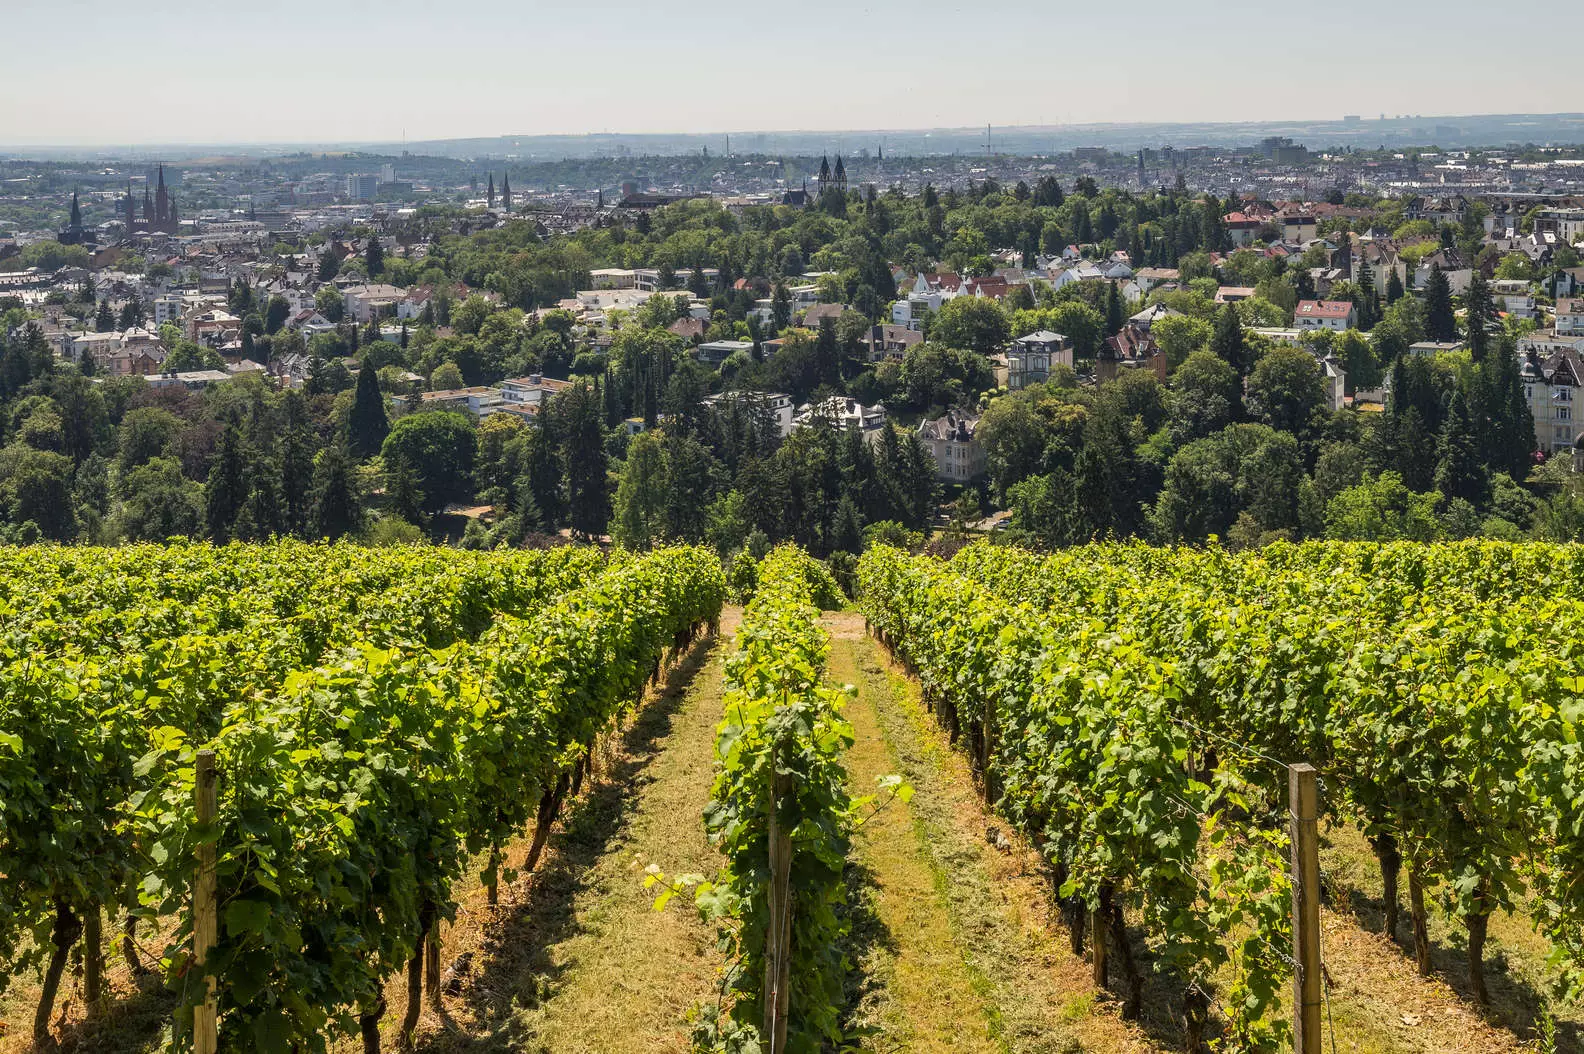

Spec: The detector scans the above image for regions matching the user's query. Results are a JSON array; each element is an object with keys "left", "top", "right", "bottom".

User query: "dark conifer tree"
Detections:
[
  {"left": 347, "top": 361, "right": 389, "bottom": 459},
  {"left": 1104, "top": 283, "right": 1124, "bottom": 337},
  {"left": 1423, "top": 265, "right": 1456, "bottom": 341},
  {"left": 1386, "top": 268, "right": 1404, "bottom": 304},
  {"left": 1464, "top": 270, "right": 1494, "bottom": 362},
  {"left": 1435, "top": 388, "right": 1486, "bottom": 504},
  {"left": 205, "top": 424, "right": 249, "bottom": 541},
  {"left": 309, "top": 444, "right": 361, "bottom": 540},
  {"left": 1210, "top": 303, "right": 1249, "bottom": 375}
]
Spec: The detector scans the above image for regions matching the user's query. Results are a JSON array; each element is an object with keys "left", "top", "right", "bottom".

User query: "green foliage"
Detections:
[
  {"left": 694, "top": 546, "right": 855, "bottom": 1050},
  {"left": 380, "top": 411, "right": 476, "bottom": 513},
  {"left": 0, "top": 542, "right": 721, "bottom": 1051}
]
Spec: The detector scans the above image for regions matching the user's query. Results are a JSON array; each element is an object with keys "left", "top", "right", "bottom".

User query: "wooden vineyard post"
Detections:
[
  {"left": 194, "top": 750, "right": 219, "bottom": 1054},
  {"left": 763, "top": 742, "right": 793, "bottom": 1054},
  {"left": 1090, "top": 908, "right": 1107, "bottom": 988},
  {"left": 1289, "top": 763, "right": 1321, "bottom": 1054},
  {"left": 980, "top": 696, "right": 996, "bottom": 801}
]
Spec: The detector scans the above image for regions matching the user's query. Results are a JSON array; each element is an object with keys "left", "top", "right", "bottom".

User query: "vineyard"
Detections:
[
  {"left": 0, "top": 541, "right": 724, "bottom": 1052},
  {"left": 858, "top": 539, "right": 1584, "bottom": 1048},
  {"left": 4, "top": 538, "right": 1584, "bottom": 1053}
]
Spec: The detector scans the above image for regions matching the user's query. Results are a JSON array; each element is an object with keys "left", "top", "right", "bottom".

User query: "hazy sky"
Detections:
[{"left": 7, "top": 0, "right": 1584, "bottom": 144}]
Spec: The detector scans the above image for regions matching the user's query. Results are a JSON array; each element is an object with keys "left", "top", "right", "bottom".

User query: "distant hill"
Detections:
[{"left": 5, "top": 113, "right": 1584, "bottom": 162}]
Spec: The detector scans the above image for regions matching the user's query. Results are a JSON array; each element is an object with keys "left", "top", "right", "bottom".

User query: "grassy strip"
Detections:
[{"left": 831, "top": 613, "right": 1159, "bottom": 1054}]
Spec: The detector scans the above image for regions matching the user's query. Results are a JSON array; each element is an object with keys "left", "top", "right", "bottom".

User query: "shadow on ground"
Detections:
[
  {"left": 417, "top": 633, "right": 719, "bottom": 1054},
  {"left": 1331, "top": 878, "right": 1582, "bottom": 1053}
]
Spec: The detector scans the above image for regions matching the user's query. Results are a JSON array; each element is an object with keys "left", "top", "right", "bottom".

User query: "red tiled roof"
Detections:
[{"left": 1296, "top": 300, "right": 1353, "bottom": 319}]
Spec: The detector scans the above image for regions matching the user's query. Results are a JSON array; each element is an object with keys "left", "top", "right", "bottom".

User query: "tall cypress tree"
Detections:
[
  {"left": 1104, "top": 282, "right": 1124, "bottom": 337},
  {"left": 1464, "top": 270, "right": 1494, "bottom": 362},
  {"left": 1386, "top": 268, "right": 1404, "bottom": 304},
  {"left": 347, "top": 361, "right": 389, "bottom": 458},
  {"left": 556, "top": 382, "right": 610, "bottom": 540},
  {"left": 365, "top": 234, "right": 384, "bottom": 278},
  {"left": 278, "top": 392, "right": 315, "bottom": 536},
  {"left": 1210, "top": 303, "right": 1248, "bottom": 375},
  {"left": 1394, "top": 406, "right": 1436, "bottom": 492},
  {"left": 1435, "top": 388, "right": 1486, "bottom": 505},
  {"left": 815, "top": 317, "right": 841, "bottom": 386},
  {"left": 1423, "top": 265, "right": 1456, "bottom": 341}
]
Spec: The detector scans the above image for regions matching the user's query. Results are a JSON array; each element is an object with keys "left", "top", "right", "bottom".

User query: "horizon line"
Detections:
[{"left": 5, "top": 110, "right": 1584, "bottom": 153}]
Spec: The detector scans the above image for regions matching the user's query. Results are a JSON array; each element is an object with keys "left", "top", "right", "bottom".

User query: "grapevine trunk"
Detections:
[{"left": 33, "top": 899, "right": 82, "bottom": 1048}]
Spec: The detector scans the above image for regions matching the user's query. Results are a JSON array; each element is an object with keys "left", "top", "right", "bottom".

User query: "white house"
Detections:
[
  {"left": 1320, "top": 352, "right": 1346, "bottom": 412},
  {"left": 342, "top": 283, "right": 404, "bottom": 323},
  {"left": 498, "top": 373, "right": 573, "bottom": 409},
  {"left": 1294, "top": 300, "right": 1356, "bottom": 331},
  {"left": 1414, "top": 251, "right": 1472, "bottom": 295},
  {"left": 704, "top": 390, "right": 796, "bottom": 438},
  {"left": 1134, "top": 267, "right": 1180, "bottom": 294},
  {"left": 794, "top": 396, "right": 887, "bottom": 434},
  {"left": 1557, "top": 298, "right": 1584, "bottom": 336},
  {"left": 916, "top": 410, "right": 986, "bottom": 483}
]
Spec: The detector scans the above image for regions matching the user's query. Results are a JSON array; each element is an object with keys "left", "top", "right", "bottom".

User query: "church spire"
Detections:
[
  {"left": 501, "top": 172, "right": 511, "bottom": 213},
  {"left": 486, "top": 172, "right": 495, "bottom": 209},
  {"left": 155, "top": 163, "right": 170, "bottom": 228},
  {"left": 69, "top": 190, "right": 81, "bottom": 228}
]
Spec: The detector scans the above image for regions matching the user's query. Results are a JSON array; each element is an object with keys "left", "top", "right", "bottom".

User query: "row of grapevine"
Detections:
[
  {"left": 695, "top": 546, "right": 853, "bottom": 1052},
  {"left": 862, "top": 539, "right": 1584, "bottom": 1046},
  {"left": 950, "top": 541, "right": 1584, "bottom": 1005},
  {"left": 0, "top": 542, "right": 723, "bottom": 1052},
  {"left": 858, "top": 545, "right": 1290, "bottom": 1048}
]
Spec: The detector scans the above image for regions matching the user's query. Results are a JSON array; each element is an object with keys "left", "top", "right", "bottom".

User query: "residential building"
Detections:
[
  {"left": 1008, "top": 330, "right": 1072, "bottom": 390},
  {"left": 1404, "top": 195, "right": 1468, "bottom": 226},
  {"left": 1134, "top": 266, "right": 1180, "bottom": 294},
  {"left": 1523, "top": 349, "right": 1584, "bottom": 453},
  {"left": 794, "top": 396, "right": 886, "bottom": 434},
  {"left": 342, "top": 283, "right": 404, "bottom": 323},
  {"left": 1294, "top": 300, "right": 1356, "bottom": 331},
  {"left": 1533, "top": 208, "right": 1584, "bottom": 245},
  {"left": 287, "top": 309, "right": 335, "bottom": 337},
  {"left": 864, "top": 324, "right": 922, "bottom": 361},
  {"left": 696, "top": 339, "right": 754, "bottom": 365},
  {"left": 704, "top": 390, "right": 796, "bottom": 438},
  {"left": 1100, "top": 324, "right": 1166, "bottom": 383},
  {"left": 1224, "top": 212, "right": 1264, "bottom": 248},
  {"left": 1558, "top": 298, "right": 1584, "bottom": 336},
  {"left": 498, "top": 374, "right": 572, "bottom": 409},
  {"left": 1414, "top": 250, "right": 1472, "bottom": 294},
  {"left": 411, "top": 386, "right": 503, "bottom": 416},
  {"left": 1320, "top": 353, "right": 1346, "bottom": 412},
  {"left": 916, "top": 410, "right": 986, "bottom": 483},
  {"left": 1408, "top": 341, "right": 1465, "bottom": 357}
]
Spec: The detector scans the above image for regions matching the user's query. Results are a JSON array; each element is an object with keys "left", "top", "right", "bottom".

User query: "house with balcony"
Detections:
[{"left": 1008, "top": 330, "right": 1072, "bottom": 389}]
